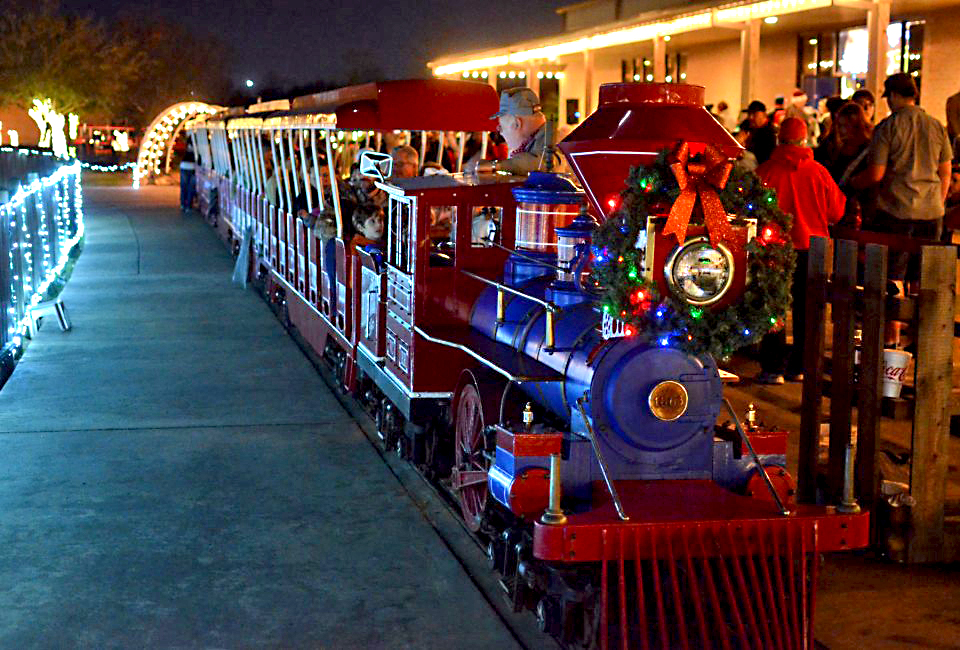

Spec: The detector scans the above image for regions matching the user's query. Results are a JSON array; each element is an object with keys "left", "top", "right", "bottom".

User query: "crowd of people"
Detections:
[{"left": 726, "top": 72, "right": 957, "bottom": 384}]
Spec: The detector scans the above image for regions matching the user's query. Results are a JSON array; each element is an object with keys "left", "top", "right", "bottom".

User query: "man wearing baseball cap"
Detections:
[
  {"left": 741, "top": 100, "right": 777, "bottom": 165},
  {"left": 468, "top": 87, "right": 548, "bottom": 175}
]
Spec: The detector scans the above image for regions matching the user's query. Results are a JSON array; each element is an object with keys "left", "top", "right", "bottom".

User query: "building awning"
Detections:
[{"left": 427, "top": 0, "right": 949, "bottom": 76}]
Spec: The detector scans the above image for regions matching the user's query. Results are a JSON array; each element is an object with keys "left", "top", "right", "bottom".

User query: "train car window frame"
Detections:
[
  {"left": 259, "top": 133, "right": 275, "bottom": 208},
  {"left": 223, "top": 129, "right": 234, "bottom": 179},
  {"left": 227, "top": 129, "right": 238, "bottom": 180},
  {"left": 323, "top": 128, "right": 343, "bottom": 237},
  {"left": 211, "top": 129, "right": 221, "bottom": 174},
  {"left": 210, "top": 129, "right": 222, "bottom": 175},
  {"left": 212, "top": 129, "right": 222, "bottom": 174},
  {"left": 231, "top": 130, "right": 245, "bottom": 188},
  {"left": 241, "top": 130, "right": 253, "bottom": 192},
  {"left": 234, "top": 129, "right": 247, "bottom": 190},
  {"left": 387, "top": 194, "right": 415, "bottom": 274},
  {"left": 245, "top": 129, "right": 261, "bottom": 194},
  {"left": 253, "top": 130, "right": 267, "bottom": 195},
  {"left": 428, "top": 205, "right": 457, "bottom": 268},
  {"left": 309, "top": 130, "right": 326, "bottom": 212},
  {"left": 298, "top": 129, "right": 313, "bottom": 213},
  {"left": 234, "top": 129, "right": 249, "bottom": 190},
  {"left": 285, "top": 129, "right": 301, "bottom": 201},
  {"left": 268, "top": 129, "right": 288, "bottom": 214},
  {"left": 470, "top": 206, "right": 502, "bottom": 248},
  {"left": 276, "top": 130, "right": 295, "bottom": 212}
]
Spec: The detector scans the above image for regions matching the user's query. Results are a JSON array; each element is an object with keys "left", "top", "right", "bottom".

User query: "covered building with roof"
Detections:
[{"left": 428, "top": 0, "right": 959, "bottom": 131}]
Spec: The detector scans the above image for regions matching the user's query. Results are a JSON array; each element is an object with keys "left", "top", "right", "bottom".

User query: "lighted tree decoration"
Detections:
[{"left": 592, "top": 145, "right": 796, "bottom": 359}]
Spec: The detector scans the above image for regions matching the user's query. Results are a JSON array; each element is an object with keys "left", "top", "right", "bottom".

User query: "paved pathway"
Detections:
[{"left": 0, "top": 185, "right": 519, "bottom": 649}]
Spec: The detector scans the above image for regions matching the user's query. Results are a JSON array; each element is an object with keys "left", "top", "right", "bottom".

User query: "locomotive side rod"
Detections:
[
  {"left": 575, "top": 396, "right": 629, "bottom": 521},
  {"left": 723, "top": 398, "right": 791, "bottom": 516}
]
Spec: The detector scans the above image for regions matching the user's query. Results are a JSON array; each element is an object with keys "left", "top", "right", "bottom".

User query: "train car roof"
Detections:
[
  {"left": 375, "top": 172, "right": 524, "bottom": 195},
  {"left": 277, "top": 79, "right": 499, "bottom": 132}
]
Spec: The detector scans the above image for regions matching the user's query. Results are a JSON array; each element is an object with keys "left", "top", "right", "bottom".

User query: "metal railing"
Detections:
[{"left": 0, "top": 147, "right": 84, "bottom": 355}]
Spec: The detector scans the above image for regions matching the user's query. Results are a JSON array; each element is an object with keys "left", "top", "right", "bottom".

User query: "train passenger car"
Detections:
[{"left": 185, "top": 79, "right": 870, "bottom": 650}]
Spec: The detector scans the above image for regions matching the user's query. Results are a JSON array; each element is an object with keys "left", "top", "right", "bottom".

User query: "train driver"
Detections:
[{"left": 466, "top": 87, "right": 547, "bottom": 176}]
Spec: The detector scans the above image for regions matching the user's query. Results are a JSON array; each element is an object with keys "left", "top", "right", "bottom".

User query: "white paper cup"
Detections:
[{"left": 882, "top": 349, "right": 912, "bottom": 399}]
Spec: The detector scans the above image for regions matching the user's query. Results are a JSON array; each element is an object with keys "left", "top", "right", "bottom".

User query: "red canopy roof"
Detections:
[
  {"left": 558, "top": 83, "right": 742, "bottom": 218},
  {"left": 292, "top": 79, "right": 499, "bottom": 132}
]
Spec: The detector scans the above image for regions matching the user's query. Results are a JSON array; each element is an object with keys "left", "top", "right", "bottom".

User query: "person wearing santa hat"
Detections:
[
  {"left": 785, "top": 89, "right": 820, "bottom": 145},
  {"left": 754, "top": 117, "right": 846, "bottom": 384}
]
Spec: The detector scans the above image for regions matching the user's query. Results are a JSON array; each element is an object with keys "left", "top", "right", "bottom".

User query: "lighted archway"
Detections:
[{"left": 133, "top": 101, "right": 221, "bottom": 188}]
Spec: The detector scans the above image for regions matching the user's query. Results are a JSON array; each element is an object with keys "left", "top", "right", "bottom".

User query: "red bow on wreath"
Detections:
[{"left": 663, "top": 141, "right": 738, "bottom": 252}]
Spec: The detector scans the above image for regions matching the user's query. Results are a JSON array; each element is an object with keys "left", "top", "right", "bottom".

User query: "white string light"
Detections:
[
  {"left": 1, "top": 159, "right": 83, "bottom": 356},
  {"left": 133, "top": 102, "right": 219, "bottom": 189},
  {"left": 80, "top": 161, "right": 137, "bottom": 172}
]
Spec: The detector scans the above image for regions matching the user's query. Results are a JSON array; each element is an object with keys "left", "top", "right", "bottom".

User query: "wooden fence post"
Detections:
[
  {"left": 828, "top": 240, "right": 858, "bottom": 500},
  {"left": 799, "top": 236, "right": 832, "bottom": 503},
  {"left": 908, "top": 245, "right": 956, "bottom": 562},
  {"left": 856, "top": 243, "right": 887, "bottom": 518}
]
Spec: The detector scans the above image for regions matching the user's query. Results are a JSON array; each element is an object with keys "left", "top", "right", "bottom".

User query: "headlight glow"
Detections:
[{"left": 664, "top": 237, "right": 734, "bottom": 306}]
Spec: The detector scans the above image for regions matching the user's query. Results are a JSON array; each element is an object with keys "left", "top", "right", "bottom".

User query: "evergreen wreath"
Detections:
[{"left": 592, "top": 147, "right": 796, "bottom": 359}]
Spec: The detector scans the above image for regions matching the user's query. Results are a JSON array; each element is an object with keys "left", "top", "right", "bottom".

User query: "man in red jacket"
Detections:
[{"left": 755, "top": 117, "right": 846, "bottom": 384}]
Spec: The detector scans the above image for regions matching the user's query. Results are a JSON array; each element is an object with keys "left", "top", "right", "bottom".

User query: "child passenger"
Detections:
[{"left": 348, "top": 203, "right": 384, "bottom": 256}]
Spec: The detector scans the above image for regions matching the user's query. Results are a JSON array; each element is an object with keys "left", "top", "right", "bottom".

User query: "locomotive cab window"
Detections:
[
  {"left": 388, "top": 194, "right": 414, "bottom": 273},
  {"left": 471, "top": 206, "right": 501, "bottom": 247},
  {"left": 428, "top": 206, "right": 457, "bottom": 267}
]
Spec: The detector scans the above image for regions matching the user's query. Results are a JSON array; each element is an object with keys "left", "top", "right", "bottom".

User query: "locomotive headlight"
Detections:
[{"left": 665, "top": 237, "right": 734, "bottom": 306}]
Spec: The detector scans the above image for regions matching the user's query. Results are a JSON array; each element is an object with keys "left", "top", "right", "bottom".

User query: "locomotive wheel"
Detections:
[{"left": 453, "top": 381, "right": 490, "bottom": 532}]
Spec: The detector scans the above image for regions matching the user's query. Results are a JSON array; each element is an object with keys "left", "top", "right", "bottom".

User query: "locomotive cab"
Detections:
[{"left": 364, "top": 172, "right": 526, "bottom": 400}]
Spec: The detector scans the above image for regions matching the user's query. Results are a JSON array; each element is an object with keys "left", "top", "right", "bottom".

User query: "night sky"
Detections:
[{"left": 63, "top": 0, "right": 566, "bottom": 88}]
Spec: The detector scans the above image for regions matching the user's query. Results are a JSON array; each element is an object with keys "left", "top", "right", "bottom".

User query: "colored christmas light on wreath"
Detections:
[{"left": 592, "top": 143, "right": 796, "bottom": 359}]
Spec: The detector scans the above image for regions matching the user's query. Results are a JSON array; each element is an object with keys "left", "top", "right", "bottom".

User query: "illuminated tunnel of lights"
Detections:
[{"left": 133, "top": 102, "right": 220, "bottom": 188}]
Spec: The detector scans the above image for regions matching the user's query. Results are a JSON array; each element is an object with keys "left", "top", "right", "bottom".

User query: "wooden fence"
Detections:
[{"left": 798, "top": 232, "right": 957, "bottom": 563}]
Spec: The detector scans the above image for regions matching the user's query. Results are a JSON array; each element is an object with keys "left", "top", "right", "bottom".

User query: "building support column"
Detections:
[
  {"left": 524, "top": 65, "right": 536, "bottom": 89},
  {"left": 584, "top": 49, "right": 594, "bottom": 116},
  {"left": 867, "top": 0, "right": 891, "bottom": 116},
  {"left": 740, "top": 19, "right": 761, "bottom": 110},
  {"left": 653, "top": 36, "right": 667, "bottom": 82}
]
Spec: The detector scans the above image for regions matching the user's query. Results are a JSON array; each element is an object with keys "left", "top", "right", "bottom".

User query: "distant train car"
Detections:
[{"left": 186, "top": 79, "right": 869, "bottom": 649}]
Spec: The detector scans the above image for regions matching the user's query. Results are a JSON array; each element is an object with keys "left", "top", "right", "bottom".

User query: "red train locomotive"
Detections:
[{"left": 185, "top": 79, "right": 869, "bottom": 649}]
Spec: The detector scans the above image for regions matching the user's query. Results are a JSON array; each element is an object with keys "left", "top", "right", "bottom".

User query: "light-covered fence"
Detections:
[{"left": 0, "top": 147, "right": 83, "bottom": 356}]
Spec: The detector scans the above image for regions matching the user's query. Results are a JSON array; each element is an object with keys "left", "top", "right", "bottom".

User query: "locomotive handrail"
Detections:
[
  {"left": 414, "top": 325, "right": 564, "bottom": 384},
  {"left": 574, "top": 396, "right": 629, "bottom": 521},
  {"left": 460, "top": 270, "right": 560, "bottom": 313},
  {"left": 722, "top": 398, "right": 791, "bottom": 516},
  {"left": 460, "top": 269, "right": 560, "bottom": 348},
  {"left": 486, "top": 241, "right": 566, "bottom": 274}
]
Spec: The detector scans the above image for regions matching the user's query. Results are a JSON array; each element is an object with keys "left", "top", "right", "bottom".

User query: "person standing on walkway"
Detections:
[
  {"left": 830, "top": 102, "right": 875, "bottom": 227},
  {"left": 852, "top": 88, "right": 876, "bottom": 124},
  {"left": 865, "top": 74, "right": 952, "bottom": 275},
  {"left": 754, "top": 117, "right": 846, "bottom": 384},
  {"left": 179, "top": 140, "right": 197, "bottom": 213},
  {"left": 743, "top": 100, "right": 777, "bottom": 165},
  {"left": 865, "top": 72, "right": 952, "bottom": 346}
]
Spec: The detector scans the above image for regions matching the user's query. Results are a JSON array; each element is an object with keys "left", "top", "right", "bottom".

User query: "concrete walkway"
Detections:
[{"left": 0, "top": 185, "right": 519, "bottom": 649}]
